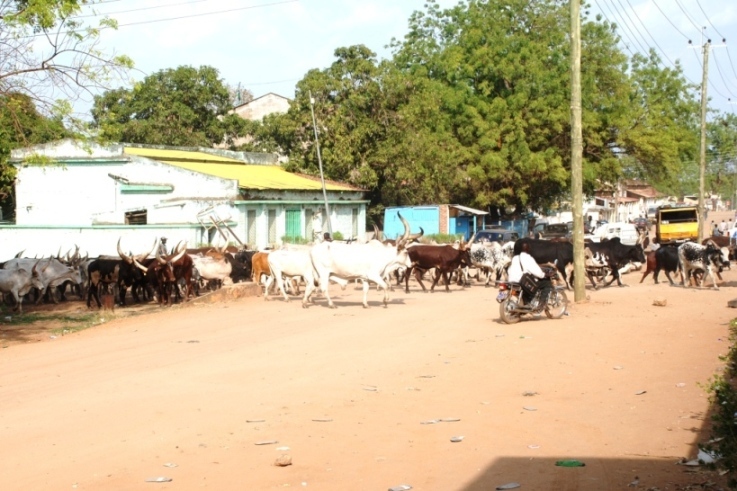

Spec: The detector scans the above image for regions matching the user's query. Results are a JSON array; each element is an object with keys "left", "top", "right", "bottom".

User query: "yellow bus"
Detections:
[{"left": 655, "top": 205, "right": 699, "bottom": 244}]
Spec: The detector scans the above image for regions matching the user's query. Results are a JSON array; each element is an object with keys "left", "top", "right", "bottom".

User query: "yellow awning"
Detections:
[{"left": 124, "top": 147, "right": 356, "bottom": 191}]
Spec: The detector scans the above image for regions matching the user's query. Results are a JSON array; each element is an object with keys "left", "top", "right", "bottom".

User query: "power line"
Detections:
[
  {"left": 651, "top": 0, "right": 691, "bottom": 41},
  {"left": 74, "top": 0, "right": 209, "bottom": 19},
  {"left": 674, "top": 0, "right": 704, "bottom": 34},
  {"left": 116, "top": 0, "right": 298, "bottom": 28},
  {"left": 621, "top": 0, "right": 677, "bottom": 66},
  {"left": 23, "top": 0, "right": 298, "bottom": 38},
  {"left": 694, "top": 0, "right": 726, "bottom": 42}
]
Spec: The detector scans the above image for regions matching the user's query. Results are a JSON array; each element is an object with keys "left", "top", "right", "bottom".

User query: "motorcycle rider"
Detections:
[{"left": 508, "top": 242, "right": 552, "bottom": 311}]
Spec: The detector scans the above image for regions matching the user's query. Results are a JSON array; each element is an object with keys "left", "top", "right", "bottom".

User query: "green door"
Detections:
[{"left": 285, "top": 209, "right": 302, "bottom": 240}]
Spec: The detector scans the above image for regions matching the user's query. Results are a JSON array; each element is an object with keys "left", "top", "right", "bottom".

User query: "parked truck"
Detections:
[{"left": 655, "top": 205, "right": 699, "bottom": 244}]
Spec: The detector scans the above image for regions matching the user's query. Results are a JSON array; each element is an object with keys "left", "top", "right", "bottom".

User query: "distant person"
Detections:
[
  {"left": 323, "top": 232, "right": 333, "bottom": 242},
  {"left": 159, "top": 237, "right": 169, "bottom": 255},
  {"left": 713, "top": 222, "right": 720, "bottom": 237},
  {"left": 719, "top": 219, "right": 727, "bottom": 234}
]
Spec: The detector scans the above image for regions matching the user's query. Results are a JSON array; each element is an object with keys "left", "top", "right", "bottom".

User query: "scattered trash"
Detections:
[
  {"left": 495, "top": 334, "right": 505, "bottom": 337},
  {"left": 419, "top": 375, "right": 435, "bottom": 378},
  {"left": 523, "top": 406, "right": 537, "bottom": 411},
  {"left": 363, "top": 387, "right": 378, "bottom": 392},
  {"left": 635, "top": 390, "right": 647, "bottom": 395},
  {"left": 274, "top": 454, "right": 292, "bottom": 467},
  {"left": 420, "top": 420, "right": 439, "bottom": 425},
  {"left": 388, "top": 485, "right": 412, "bottom": 491},
  {"left": 255, "top": 440, "right": 278, "bottom": 445},
  {"left": 676, "top": 383, "right": 686, "bottom": 388},
  {"left": 698, "top": 448, "right": 720, "bottom": 463},
  {"left": 162, "top": 463, "right": 178, "bottom": 468},
  {"left": 246, "top": 419, "right": 265, "bottom": 423},
  {"left": 628, "top": 476, "right": 639, "bottom": 487},
  {"left": 613, "top": 365, "right": 624, "bottom": 370},
  {"left": 652, "top": 298, "right": 667, "bottom": 307},
  {"left": 496, "top": 483, "right": 521, "bottom": 490},
  {"left": 186, "top": 340, "right": 200, "bottom": 343},
  {"left": 440, "top": 418, "right": 461, "bottom": 422},
  {"left": 312, "top": 418, "right": 333, "bottom": 422},
  {"left": 528, "top": 444, "right": 540, "bottom": 449},
  {"left": 145, "top": 477, "right": 173, "bottom": 483},
  {"left": 555, "top": 459, "right": 585, "bottom": 467},
  {"left": 522, "top": 391, "right": 538, "bottom": 397},
  {"left": 450, "top": 436, "right": 464, "bottom": 442}
]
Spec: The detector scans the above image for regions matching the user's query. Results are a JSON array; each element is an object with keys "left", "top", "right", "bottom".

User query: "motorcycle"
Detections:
[{"left": 496, "top": 266, "right": 568, "bottom": 324}]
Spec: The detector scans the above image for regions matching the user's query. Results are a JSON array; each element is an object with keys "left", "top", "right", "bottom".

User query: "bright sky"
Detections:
[{"left": 76, "top": 0, "right": 737, "bottom": 118}]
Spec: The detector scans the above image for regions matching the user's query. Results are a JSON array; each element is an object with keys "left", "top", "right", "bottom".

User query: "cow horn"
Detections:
[
  {"left": 372, "top": 223, "right": 380, "bottom": 240},
  {"left": 137, "top": 238, "right": 158, "bottom": 262},
  {"left": 396, "top": 212, "right": 411, "bottom": 248},
  {"left": 32, "top": 259, "right": 40, "bottom": 275},
  {"left": 156, "top": 248, "right": 167, "bottom": 265},
  {"left": 56, "top": 246, "right": 62, "bottom": 259},
  {"left": 118, "top": 238, "right": 133, "bottom": 264},
  {"left": 14, "top": 249, "right": 24, "bottom": 258},
  {"left": 167, "top": 246, "right": 187, "bottom": 264},
  {"left": 408, "top": 226, "right": 424, "bottom": 242},
  {"left": 221, "top": 241, "right": 228, "bottom": 254},
  {"left": 132, "top": 257, "right": 148, "bottom": 273},
  {"left": 65, "top": 249, "right": 72, "bottom": 262}
]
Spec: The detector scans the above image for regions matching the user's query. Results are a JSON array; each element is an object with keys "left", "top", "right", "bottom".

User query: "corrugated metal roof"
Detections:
[{"left": 124, "top": 146, "right": 356, "bottom": 191}]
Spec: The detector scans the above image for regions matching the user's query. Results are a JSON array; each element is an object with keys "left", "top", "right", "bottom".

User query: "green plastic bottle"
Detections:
[{"left": 555, "top": 459, "right": 586, "bottom": 467}]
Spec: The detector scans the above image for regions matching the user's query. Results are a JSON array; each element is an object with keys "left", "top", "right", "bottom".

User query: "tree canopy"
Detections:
[
  {"left": 0, "top": 0, "right": 131, "bottom": 218},
  {"left": 248, "top": 0, "right": 704, "bottom": 222},
  {"left": 91, "top": 65, "right": 235, "bottom": 147}
]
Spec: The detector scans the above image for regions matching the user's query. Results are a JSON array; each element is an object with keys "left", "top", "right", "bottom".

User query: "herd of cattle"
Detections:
[{"left": 0, "top": 214, "right": 732, "bottom": 314}]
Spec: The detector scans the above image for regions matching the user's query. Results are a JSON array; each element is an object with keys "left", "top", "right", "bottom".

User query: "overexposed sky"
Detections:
[{"left": 73, "top": 0, "right": 737, "bottom": 117}]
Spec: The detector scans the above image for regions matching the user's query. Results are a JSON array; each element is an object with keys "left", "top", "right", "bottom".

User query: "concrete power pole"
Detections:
[
  {"left": 570, "top": 0, "right": 586, "bottom": 302},
  {"left": 698, "top": 41, "right": 710, "bottom": 241}
]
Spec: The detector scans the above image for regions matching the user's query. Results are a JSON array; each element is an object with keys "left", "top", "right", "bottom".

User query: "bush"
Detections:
[
  {"left": 332, "top": 231, "right": 344, "bottom": 241},
  {"left": 281, "top": 235, "right": 309, "bottom": 245},
  {"left": 421, "top": 233, "right": 465, "bottom": 244},
  {"left": 702, "top": 317, "right": 737, "bottom": 487}
]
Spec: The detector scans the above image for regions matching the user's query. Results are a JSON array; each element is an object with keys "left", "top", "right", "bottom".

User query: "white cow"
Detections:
[
  {"left": 309, "top": 213, "right": 413, "bottom": 309},
  {"left": 264, "top": 248, "right": 318, "bottom": 305}
]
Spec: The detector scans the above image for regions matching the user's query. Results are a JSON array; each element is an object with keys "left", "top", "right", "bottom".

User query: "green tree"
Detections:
[
  {"left": 0, "top": 93, "right": 69, "bottom": 219},
  {"left": 92, "top": 65, "right": 233, "bottom": 147},
  {"left": 0, "top": 0, "right": 131, "bottom": 217},
  {"left": 706, "top": 113, "right": 737, "bottom": 204}
]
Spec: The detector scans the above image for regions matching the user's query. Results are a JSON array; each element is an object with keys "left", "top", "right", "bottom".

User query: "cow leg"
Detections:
[
  {"left": 404, "top": 266, "right": 414, "bottom": 293},
  {"left": 640, "top": 269, "right": 650, "bottom": 283},
  {"left": 414, "top": 268, "right": 428, "bottom": 292}
]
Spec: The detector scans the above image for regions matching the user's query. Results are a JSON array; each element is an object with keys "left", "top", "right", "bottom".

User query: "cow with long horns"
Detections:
[{"left": 309, "top": 212, "right": 414, "bottom": 309}]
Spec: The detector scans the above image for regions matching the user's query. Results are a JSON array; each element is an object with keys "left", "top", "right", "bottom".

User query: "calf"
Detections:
[
  {"left": 250, "top": 252, "right": 271, "bottom": 295},
  {"left": 678, "top": 241, "right": 725, "bottom": 290},
  {"left": 404, "top": 244, "right": 472, "bottom": 293}
]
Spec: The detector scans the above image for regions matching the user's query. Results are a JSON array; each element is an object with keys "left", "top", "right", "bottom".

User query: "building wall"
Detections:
[
  {"left": 15, "top": 158, "right": 239, "bottom": 226},
  {"left": 233, "top": 93, "right": 290, "bottom": 121}
]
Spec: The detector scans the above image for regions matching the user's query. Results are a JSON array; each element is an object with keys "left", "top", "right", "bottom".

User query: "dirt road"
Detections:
[{"left": 0, "top": 265, "right": 734, "bottom": 490}]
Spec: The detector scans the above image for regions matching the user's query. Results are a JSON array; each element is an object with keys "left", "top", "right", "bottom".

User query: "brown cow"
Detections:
[{"left": 251, "top": 252, "right": 271, "bottom": 295}]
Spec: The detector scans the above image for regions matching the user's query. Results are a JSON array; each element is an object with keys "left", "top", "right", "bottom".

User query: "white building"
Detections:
[{"left": 1, "top": 140, "right": 366, "bottom": 259}]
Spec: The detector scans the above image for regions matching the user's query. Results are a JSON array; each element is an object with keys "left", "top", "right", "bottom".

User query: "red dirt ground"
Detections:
[{"left": 1, "top": 247, "right": 735, "bottom": 490}]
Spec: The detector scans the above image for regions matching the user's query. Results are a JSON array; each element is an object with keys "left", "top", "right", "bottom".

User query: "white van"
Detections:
[{"left": 587, "top": 222, "right": 640, "bottom": 246}]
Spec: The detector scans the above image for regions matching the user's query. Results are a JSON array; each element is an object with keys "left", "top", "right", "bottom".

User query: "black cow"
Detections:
[
  {"left": 513, "top": 238, "right": 574, "bottom": 288},
  {"left": 404, "top": 244, "right": 472, "bottom": 293},
  {"left": 640, "top": 245, "right": 680, "bottom": 285},
  {"left": 86, "top": 258, "right": 144, "bottom": 308},
  {"left": 228, "top": 250, "right": 255, "bottom": 283},
  {"left": 581, "top": 238, "right": 646, "bottom": 288}
]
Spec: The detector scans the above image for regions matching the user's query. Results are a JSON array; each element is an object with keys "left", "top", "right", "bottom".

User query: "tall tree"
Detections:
[
  {"left": 0, "top": 0, "right": 130, "bottom": 216},
  {"left": 92, "top": 65, "right": 233, "bottom": 147}
]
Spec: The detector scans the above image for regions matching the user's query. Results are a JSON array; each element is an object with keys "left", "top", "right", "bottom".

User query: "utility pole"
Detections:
[
  {"left": 570, "top": 0, "right": 586, "bottom": 302},
  {"left": 309, "top": 91, "right": 332, "bottom": 235},
  {"left": 698, "top": 40, "right": 709, "bottom": 241}
]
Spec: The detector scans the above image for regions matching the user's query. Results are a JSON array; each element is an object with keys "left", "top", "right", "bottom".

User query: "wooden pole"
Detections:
[
  {"left": 570, "top": 0, "right": 586, "bottom": 302},
  {"left": 698, "top": 42, "right": 710, "bottom": 241}
]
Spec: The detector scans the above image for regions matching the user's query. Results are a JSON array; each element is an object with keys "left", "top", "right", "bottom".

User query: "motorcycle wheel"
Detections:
[
  {"left": 545, "top": 290, "right": 568, "bottom": 319},
  {"left": 499, "top": 296, "right": 522, "bottom": 324}
]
